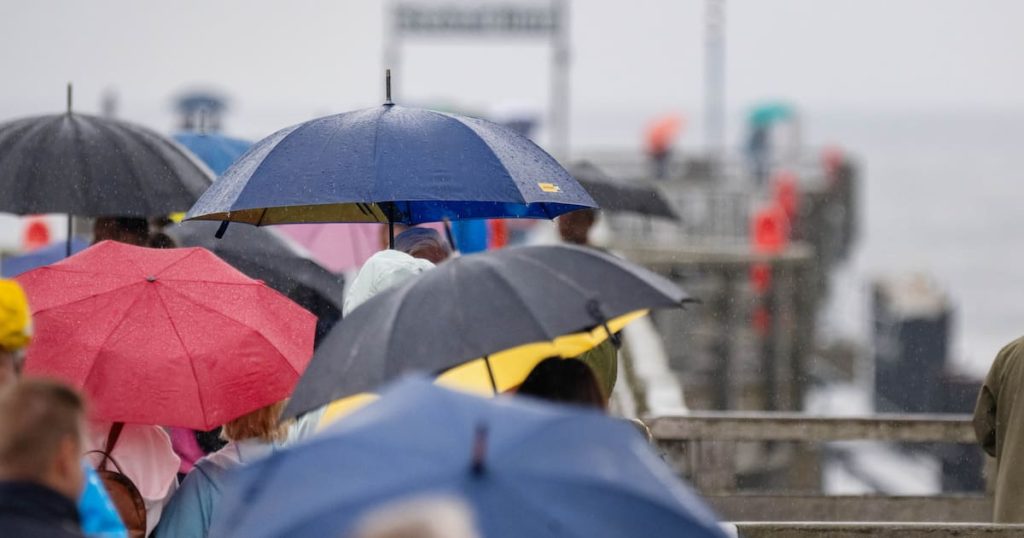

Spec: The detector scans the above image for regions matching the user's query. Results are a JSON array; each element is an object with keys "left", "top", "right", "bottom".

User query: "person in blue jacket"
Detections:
[{"left": 152, "top": 402, "right": 289, "bottom": 538}]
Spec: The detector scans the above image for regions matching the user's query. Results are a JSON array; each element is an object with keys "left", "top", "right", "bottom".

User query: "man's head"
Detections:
[
  {"left": 394, "top": 227, "right": 452, "bottom": 264},
  {"left": 557, "top": 209, "right": 597, "bottom": 246},
  {"left": 378, "top": 223, "right": 410, "bottom": 251},
  {"left": 93, "top": 217, "right": 150, "bottom": 246},
  {"left": 0, "top": 380, "right": 86, "bottom": 499}
]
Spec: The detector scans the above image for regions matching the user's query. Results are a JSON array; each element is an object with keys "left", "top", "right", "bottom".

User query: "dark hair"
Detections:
[
  {"left": 93, "top": 216, "right": 150, "bottom": 246},
  {"left": 0, "top": 379, "right": 84, "bottom": 479},
  {"left": 517, "top": 358, "right": 606, "bottom": 410},
  {"left": 147, "top": 232, "right": 178, "bottom": 249}
]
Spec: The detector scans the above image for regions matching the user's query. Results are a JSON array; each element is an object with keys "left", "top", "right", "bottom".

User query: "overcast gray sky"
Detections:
[{"left": 2, "top": 0, "right": 1022, "bottom": 146}]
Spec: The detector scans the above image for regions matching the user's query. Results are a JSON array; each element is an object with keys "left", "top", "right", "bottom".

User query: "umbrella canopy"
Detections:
[
  {"left": 185, "top": 104, "right": 596, "bottom": 227},
  {"left": 165, "top": 221, "right": 343, "bottom": 344},
  {"left": 0, "top": 112, "right": 212, "bottom": 217},
  {"left": 1, "top": 238, "right": 89, "bottom": 277},
  {"left": 645, "top": 113, "right": 685, "bottom": 155},
  {"left": 277, "top": 222, "right": 449, "bottom": 273},
  {"left": 173, "top": 132, "right": 251, "bottom": 176},
  {"left": 283, "top": 244, "right": 689, "bottom": 419},
  {"left": 16, "top": 241, "right": 316, "bottom": 430},
  {"left": 748, "top": 102, "right": 796, "bottom": 128},
  {"left": 212, "top": 377, "right": 727, "bottom": 538},
  {"left": 570, "top": 161, "right": 679, "bottom": 220}
]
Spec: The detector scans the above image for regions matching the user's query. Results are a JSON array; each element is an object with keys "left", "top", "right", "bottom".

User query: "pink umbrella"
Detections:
[{"left": 279, "top": 223, "right": 447, "bottom": 273}]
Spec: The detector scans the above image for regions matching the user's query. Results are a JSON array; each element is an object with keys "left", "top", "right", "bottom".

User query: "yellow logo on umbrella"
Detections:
[{"left": 538, "top": 182, "right": 561, "bottom": 193}]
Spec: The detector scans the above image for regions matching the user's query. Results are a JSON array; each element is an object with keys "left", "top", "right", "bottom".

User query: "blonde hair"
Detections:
[{"left": 222, "top": 401, "right": 288, "bottom": 443}]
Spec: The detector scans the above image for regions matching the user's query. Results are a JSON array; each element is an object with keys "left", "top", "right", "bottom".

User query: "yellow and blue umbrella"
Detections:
[
  {"left": 319, "top": 309, "right": 647, "bottom": 425},
  {"left": 282, "top": 244, "right": 690, "bottom": 421}
]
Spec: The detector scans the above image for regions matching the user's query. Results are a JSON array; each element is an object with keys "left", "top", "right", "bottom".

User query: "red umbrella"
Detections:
[{"left": 16, "top": 240, "right": 316, "bottom": 430}]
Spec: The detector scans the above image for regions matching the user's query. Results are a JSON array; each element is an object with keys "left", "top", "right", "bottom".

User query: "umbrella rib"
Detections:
[
  {"left": 369, "top": 107, "right": 387, "bottom": 202},
  {"left": 152, "top": 284, "right": 209, "bottom": 427},
  {"left": 477, "top": 259, "right": 562, "bottom": 343},
  {"left": 512, "top": 252, "right": 601, "bottom": 306},
  {"left": 155, "top": 284, "right": 303, "bottom": 378},
  {"left": 153, "top": 248, "right": 202, "bottom": 279},
  {"left": 89, "top": 119, "right": 153, "bottom": 214},
  {"left": 425, "top": 110, "right": 528, "bottom": 205},
  {"left": 26, "top": 278, "right": 146, "bottom": 317},
  {"left": 121, "top": 121, "right": 202, "bottom": 210},
  {"left": 77, "top": 282, "right": 149, "bottom": 399},
  {"left": 4, "top": 117, "right": 63, "bottom": 213}
]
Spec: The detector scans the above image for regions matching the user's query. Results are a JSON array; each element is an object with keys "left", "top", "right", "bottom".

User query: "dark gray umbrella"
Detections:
[
  {"left": 570, "top": 161, "right": 679, "bottom": 220},
  {"left": 282, "top": 244, "right": 690, "bottom": 419},
  {"left": 0, "top": 108, "right": 211, "bottom": 217},
  {"left": 166, "top": 221, "right": 344, "bottom": 345}
]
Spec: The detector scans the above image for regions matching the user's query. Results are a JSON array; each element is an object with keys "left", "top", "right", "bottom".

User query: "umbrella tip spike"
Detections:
[
  {"left": 66, "top": 82, "right": 73, "bottom": 114},
  {"left": 470, "top": 424, "right": 488, "bottom": 476},
  {"left": 384, "top": 69, "right": 393, "bottom": 106}
]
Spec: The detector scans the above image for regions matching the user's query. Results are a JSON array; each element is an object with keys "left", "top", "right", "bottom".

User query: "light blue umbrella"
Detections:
[
  {"left": 172, "top": 133, "right": 251, "bottom": 176},
  {"left": 210, "top": 377, "right": 726, "bottom": 538},
  {"left": 1, "top": 238, "right": 89, "bottom": 277}
]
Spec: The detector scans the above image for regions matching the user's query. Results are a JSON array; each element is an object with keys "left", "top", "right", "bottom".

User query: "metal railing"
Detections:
[{"left": 647, "top": 413, "right": 990, "bottom": 523}]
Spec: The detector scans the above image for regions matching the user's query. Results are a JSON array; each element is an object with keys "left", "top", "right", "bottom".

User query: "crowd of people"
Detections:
[
  {"left": 0, "top": 209, "right": 659, "bottom": 538},
  {"left": 9, "top": 201, "right": 1024, "bottom": 535}
]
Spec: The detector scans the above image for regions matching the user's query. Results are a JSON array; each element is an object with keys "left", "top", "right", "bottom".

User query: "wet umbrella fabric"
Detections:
[
  {"left": 570, "top": 161, "right": 679, "bottom": 220},
  {"left": 165, "top": 221, "right": 343, "bottom": 344},
  {"left": 185, "top": 105, "right": 596, "bottom": 226},
  {"left": 173, "top": 132, "right": 251, "bottom": 176},
  {"left": 0, "top": 113, "right": 212, "bottom": 216},
  {"left": 211, "top": 377, "right": 727, "bottom": 538},
  {"left": 283, "top": 244, "right": 689, "bottom": 419},
  {"left": 15, "top": 241, "right": 316, "bottom": 430}
]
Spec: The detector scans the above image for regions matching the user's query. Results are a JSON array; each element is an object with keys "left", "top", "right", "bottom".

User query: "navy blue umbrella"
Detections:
[
  {"left": 172, "top": 132, "right": 251, "bottom": 176},
  {"left": 210, "top": 377, "right": 726, "bottom": 538},
  {"left": 186, "top": 97, "right": 596, "bottom": 242}
]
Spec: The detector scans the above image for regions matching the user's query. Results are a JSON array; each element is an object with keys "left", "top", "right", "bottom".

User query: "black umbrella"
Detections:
[
  {"left": 0, "top": 118, "right": 210, "bottom": 216},
  {"left": 166, "top": 221, "right": 344, "bottom": 345},
  {"left": 0, "top": 86, "right": 212, "bottom": 252},
  {"left": 570, "top": 161, "right": 679, "bottom": 220},
  {"left": 282, "top": 244, "right": 690, "bottom": 419}
]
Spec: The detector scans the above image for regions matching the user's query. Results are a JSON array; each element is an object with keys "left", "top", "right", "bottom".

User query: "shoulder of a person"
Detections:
[{"left": 994, "top": 336, "right": 1024, "bottom": 368}]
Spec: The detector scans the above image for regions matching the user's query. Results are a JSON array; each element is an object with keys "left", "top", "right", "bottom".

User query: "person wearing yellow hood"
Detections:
[{"left": 0, "top": 279, "right": 32, "bottom": 388}]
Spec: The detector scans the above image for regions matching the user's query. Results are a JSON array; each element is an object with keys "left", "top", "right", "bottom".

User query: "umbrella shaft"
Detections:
[{"left": 484, "top": 356, "right": 498, "bottom": 395}]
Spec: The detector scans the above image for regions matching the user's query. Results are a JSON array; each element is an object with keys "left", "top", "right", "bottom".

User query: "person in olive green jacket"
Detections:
[
  {"left": 558, "top": 209, "right": 619, "bottom": 400},
  {"left": 974, "top": 336, "right": 1024, "bottom": 523}
]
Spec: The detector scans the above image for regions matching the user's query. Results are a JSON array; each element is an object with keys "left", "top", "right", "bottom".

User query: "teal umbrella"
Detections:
[{"left": 748, "top": 102, "right": 796, "bottom": 128}]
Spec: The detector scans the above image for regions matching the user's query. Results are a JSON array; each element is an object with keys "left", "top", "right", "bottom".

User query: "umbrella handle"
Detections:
[{"left": 215, "top": 221, "right": 230, "bottom": 239}]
